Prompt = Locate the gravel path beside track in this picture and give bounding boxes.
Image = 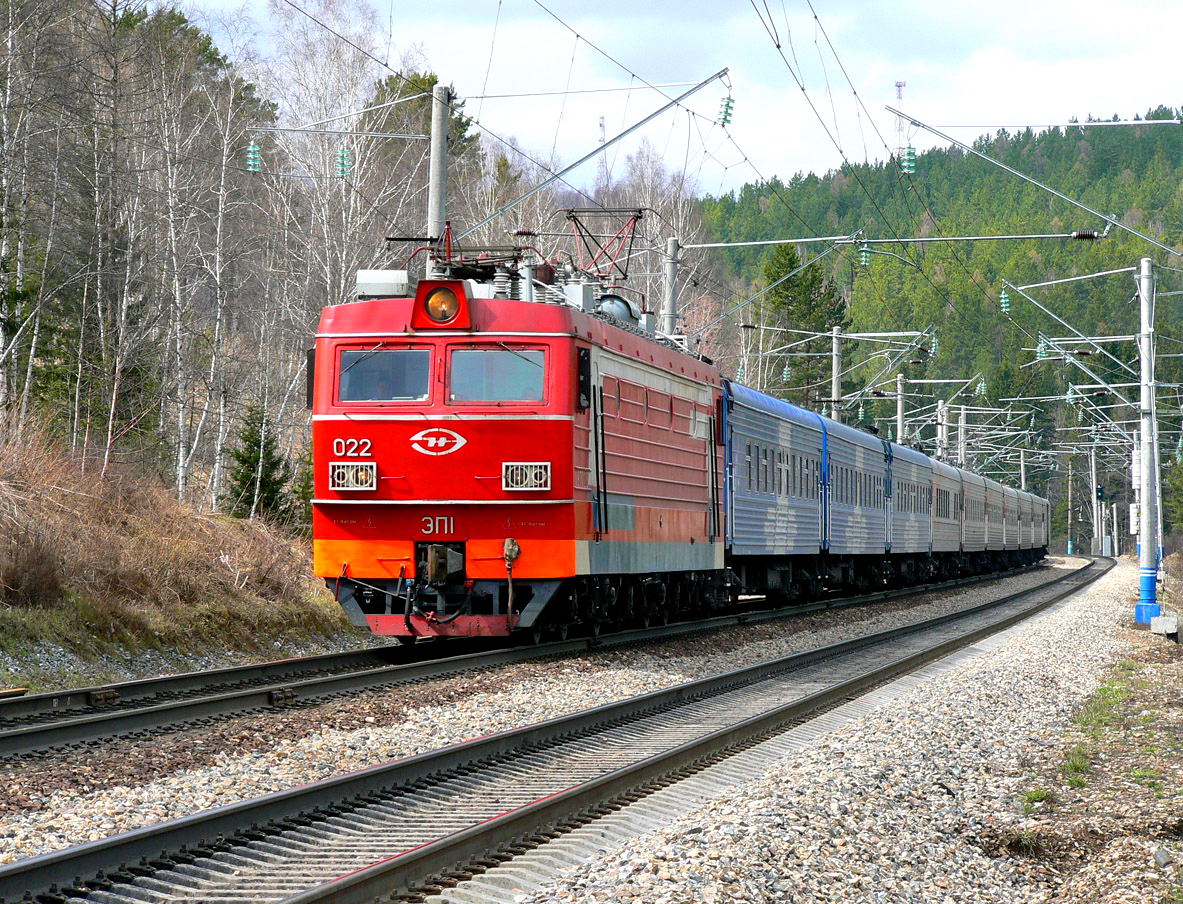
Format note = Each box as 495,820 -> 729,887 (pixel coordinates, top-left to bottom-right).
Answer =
515,558 -> 1139,904
0,561 -> 1077,866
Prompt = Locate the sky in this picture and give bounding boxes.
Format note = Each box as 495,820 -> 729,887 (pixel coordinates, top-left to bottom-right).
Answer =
196,0 -> 1183,196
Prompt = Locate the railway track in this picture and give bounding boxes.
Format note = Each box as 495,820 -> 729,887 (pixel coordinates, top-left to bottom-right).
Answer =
0,564 -> 1041,758
0,557 -> 1108,904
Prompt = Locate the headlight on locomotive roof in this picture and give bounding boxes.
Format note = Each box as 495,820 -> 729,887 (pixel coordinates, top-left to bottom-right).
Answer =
424,286 -> 460,322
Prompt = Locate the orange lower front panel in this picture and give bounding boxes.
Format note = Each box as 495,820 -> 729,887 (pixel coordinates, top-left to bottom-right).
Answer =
312,503 -> 577,580
313,536 -> 578,581
314,538 -> 414,580
464,537 -> 576,578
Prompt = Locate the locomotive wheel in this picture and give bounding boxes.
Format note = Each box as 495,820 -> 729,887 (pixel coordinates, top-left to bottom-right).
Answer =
553,621 -> 570,641
530,624 -> 545,645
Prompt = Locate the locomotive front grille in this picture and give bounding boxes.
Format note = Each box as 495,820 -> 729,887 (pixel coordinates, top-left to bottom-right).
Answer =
329,461 -> 377,491
502,461 -> 551,491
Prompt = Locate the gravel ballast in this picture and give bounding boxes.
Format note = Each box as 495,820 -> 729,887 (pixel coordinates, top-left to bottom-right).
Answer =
0,560 -> 1079,867
516,558 -> 1141,904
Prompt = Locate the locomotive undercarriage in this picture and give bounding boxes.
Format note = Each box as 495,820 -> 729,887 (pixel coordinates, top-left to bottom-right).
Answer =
332,545 -> 1045,639
331,566 -> 738,640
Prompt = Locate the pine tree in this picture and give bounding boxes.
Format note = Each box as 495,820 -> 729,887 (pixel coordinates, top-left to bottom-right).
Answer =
222,405 -> 293,522
291,448 -> 314,528
758,243 -> 848,406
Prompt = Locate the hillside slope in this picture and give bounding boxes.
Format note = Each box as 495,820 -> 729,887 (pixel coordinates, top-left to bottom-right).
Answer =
0,430 -> 356,691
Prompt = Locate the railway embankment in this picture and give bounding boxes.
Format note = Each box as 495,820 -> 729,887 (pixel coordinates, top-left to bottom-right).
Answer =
504,558 -> 1183,904
0,431 -> 355,693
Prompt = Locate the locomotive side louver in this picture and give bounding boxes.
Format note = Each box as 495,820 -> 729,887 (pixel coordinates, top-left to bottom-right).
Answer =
502,462 -> 551,491
329,461 -> 377,491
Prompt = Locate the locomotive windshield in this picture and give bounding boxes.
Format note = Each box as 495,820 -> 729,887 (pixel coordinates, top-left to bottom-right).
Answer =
338,348 -> 429,402
449,347 -> 544,402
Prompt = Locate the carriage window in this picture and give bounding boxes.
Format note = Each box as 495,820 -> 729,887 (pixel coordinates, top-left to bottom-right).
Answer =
450,348 -> 544,402
339,348 -> 430,402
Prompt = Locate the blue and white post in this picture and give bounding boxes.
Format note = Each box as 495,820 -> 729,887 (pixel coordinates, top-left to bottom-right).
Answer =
1136,256 -> 1161,624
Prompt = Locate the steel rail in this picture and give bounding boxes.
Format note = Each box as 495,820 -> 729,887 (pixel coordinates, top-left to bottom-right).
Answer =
0,558 -> 1106,903
0,563 -> 1040,757
0,647 -> 405,723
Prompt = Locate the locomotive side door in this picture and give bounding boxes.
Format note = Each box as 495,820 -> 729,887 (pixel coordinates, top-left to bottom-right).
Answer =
588,355 -> 609,537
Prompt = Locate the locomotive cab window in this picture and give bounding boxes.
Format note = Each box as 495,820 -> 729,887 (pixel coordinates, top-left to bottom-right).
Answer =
338,348 -> 430,402
449,347 -> 545,402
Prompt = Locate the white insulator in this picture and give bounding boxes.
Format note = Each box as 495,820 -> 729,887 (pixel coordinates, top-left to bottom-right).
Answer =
492,267 -> 511,299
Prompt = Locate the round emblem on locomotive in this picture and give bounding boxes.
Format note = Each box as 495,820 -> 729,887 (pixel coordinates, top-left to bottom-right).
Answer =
409,427 -> 467,456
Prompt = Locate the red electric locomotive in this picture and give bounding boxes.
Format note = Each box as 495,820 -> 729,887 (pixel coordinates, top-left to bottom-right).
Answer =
310,266 -> 729,640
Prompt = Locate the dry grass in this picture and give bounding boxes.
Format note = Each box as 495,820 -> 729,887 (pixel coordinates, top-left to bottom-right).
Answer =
0,428 -> 345,657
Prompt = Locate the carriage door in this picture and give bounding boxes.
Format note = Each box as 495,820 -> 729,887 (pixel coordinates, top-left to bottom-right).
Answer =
881,440 -> 893,552
819,434 -> 830,551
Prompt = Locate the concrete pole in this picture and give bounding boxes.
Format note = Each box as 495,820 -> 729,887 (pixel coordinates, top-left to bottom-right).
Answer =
1020,448 -> 1027,491
426,83 -> 451,273
1112,501 -> 1119,557
896,374 -> 906,444
1090,443 -> 1101,556
661,237 -> 681,336
1067,456 -> 1073,555
957,405 -> 967,466
1133,446 -> 1141,554
1137,255 -> 1160,618
936,400 -> 947,460
831,326 -> 842,423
